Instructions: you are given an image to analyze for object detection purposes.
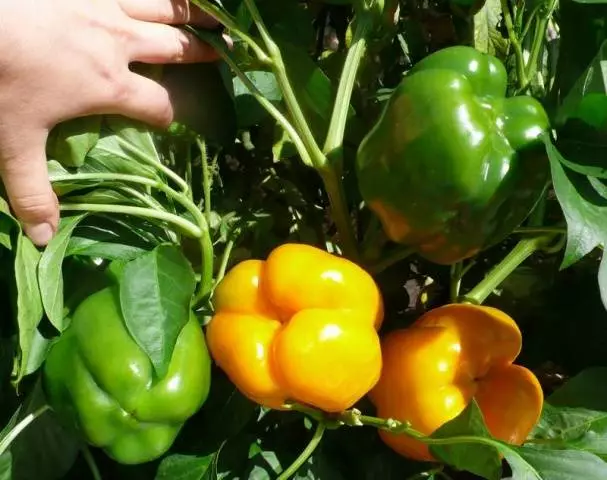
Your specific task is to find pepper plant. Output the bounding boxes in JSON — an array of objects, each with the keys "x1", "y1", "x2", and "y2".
[{"x1": 0, "y1": 0, "x2": 607, "y2": 479}]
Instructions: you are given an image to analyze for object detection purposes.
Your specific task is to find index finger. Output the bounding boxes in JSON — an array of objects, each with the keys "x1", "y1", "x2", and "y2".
[{"x1": 119, "y1": 0, "x2": 219, "y2": 27}]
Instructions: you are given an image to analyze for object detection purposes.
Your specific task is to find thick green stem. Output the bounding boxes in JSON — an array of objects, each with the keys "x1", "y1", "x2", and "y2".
[
  {"x1": 450, "y1": 262, "x2": 464, "y2": 303},
  {"x1": 320, "y1": 167, "x2": 359, "y2": 260},
  {"x1": 216, "y1": 238, "x2": 235, "y2": 284},
  {"x1": 524, "y1": 0, "x2": 558, "y2": 90},
  {"x1": 323, "y1": 16, "x2": 371, "y2": 155},
  {"x1": 59, "y1": 204, "x2": 202, "y2": 238},
  {"x1": 277, "y1": 422, "x2": 326, "y2": 480},
  {"x1": 501, "y1": 0, "x2": 528, "y2": 91},
  {"x1": 0, "y1": 405, "x2": 50, "y2": 456},
  {"x1": 185, "y1": 27, "x2": 314, "y2": 168},
  {"x1": 462, "y1": 235, "x2": 554, "y2": 305},
  {"x1": 243, "y1": 0, "x2": 326, "y2": 168}
]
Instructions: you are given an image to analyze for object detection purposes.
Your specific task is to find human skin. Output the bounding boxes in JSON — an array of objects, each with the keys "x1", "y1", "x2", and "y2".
[{"x1": 0, "y1": 0, "x2": 225, "y2": 246}]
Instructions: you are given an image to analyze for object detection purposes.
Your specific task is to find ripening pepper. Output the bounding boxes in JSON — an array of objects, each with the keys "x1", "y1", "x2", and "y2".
[
  {"x1": 206, "y1": 243, "x2": 384, "y2": 412},
  {"x1": 43, "y1": 287, "x2": 212, "y2": 465},
  {"x1": 356, "y1": 46, "x2": 550, "y2": 265},
  {"x1": 369, "y1": 303, "x2": 544, "y2": 461}
]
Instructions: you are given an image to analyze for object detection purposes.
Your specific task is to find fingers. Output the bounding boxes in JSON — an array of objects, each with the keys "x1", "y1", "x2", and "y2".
[
  {"x1": 0, "y1": 134, "x2": 59, "y2": 246},
  {"x1": 109, "y1": 72, "x2": 174, "y2": 127},
  {"x1": 128, "y1": 22, "x2": 221, "y2": 64},
  {"x1": 119, "y1": 0, "x2": 219, "y2": 27}
]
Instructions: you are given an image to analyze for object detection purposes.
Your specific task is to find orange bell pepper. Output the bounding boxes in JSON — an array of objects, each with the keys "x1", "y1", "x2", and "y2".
[
  {"x1": 206, "y1": 243, "x2": 384, "y2": 412},
  {"x1": 369, "y1": 303, "x2": 543, "y2": 461}
]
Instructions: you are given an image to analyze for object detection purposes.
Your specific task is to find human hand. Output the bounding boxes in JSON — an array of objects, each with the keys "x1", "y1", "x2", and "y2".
[{"x1": 0, "y1": 0, "x2": 224, "y2": 246}]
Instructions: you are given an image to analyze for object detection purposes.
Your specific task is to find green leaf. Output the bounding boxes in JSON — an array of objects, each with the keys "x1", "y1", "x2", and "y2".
[
  {"x1": 14, "y1": 234, "x2": 44, "y2": 385},
  {"x1": 105, "y1": 115, "x2": 161, "y2": 162},
  {"x1": 544, "y1": 134, "x2": 607, "y2": 268},
  {"x1": 83, "y1": 135, "x2": 159, "y2": 179},
  {"x1": 38, "y1": 214, "x2": 88, "y2": 331},
  {"x1": 530, "y1": 403, "x2": 607, "y2": 459},
  {"x1": 63, "y1": 188, "x2": 135, "y2": 205},
  {"x1": 503, "y1": 444, "x2": 607, "y2": 479},
  {"x1": 430, "y1": 401, "x2": 502, "y2": 480},
  {"x1": 46, "y1": 116, "x2": 102, "y2": 168},
  {"x1": 473, "y1": 0, "x2": 508, "y2": 57},
  {"x1": 233, "y1": 71, "x2": 282, "y2": 128},
  {"x1": 156, "y1": 453, "x2": 215, "y2": 480},
  {"x1": 548, "y1": 367, "x2": 607, "y2": 410},
  {"x1": 119, "y1": 244, "x2": 196, "y2": 378},
  {"x1": 66, "y1": 236, "x2": 146, "y2": 261}
]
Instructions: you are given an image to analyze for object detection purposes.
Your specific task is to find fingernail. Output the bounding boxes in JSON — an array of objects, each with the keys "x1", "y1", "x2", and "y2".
[{"x1": 24, "y1": 222, "x2": 54, "y2": 246}]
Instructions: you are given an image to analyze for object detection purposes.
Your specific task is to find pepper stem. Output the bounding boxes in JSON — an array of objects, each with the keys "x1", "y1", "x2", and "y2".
[
  {"x1": 461, "y1": 235, "x2": 555, "y2": 305},
  {"x1": 277, "y1": 421, "x2": 326, "y2": 480}
]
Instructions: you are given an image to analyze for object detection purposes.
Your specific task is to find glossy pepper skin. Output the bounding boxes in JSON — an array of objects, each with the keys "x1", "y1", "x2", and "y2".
[
  {"x1": 369, "y1": 303, "x2": 543, "y2": 461},
  {"x1": 356, "y1": 46, "x2": 550, "y2": 265},
  {"x1": 206, "y1": 243, "x2": 384, "y2": 412},
  {"x1": 43, "y1": 287, "x2": 212, "y2": 465}
]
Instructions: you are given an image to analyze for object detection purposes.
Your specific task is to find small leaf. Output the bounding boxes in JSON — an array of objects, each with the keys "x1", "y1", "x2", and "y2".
[
  {"x1": 430, "y1": 401, "x2": 502, "y2": 480},
  {"x1": 156, "y1": 453, "x2": 215, "y2": 480},
  {"x1": 66, "y1": 236, "x2": 146, "y2": 261},
  {"x1": 46, "y1": 116, "x2": 102, "y2": 168},
  {"x1": 120, "y1": 244, "x2": 196, "y2": 378},
  {"x1": 38, "y1": 214, "x2": 88, "y2": 331},
  {"x1": 544, "y1": 134, "x2": 607, "y2": 268},
  {"x1": 14, "y1": 235, "x2": 44, "y2": 385}
]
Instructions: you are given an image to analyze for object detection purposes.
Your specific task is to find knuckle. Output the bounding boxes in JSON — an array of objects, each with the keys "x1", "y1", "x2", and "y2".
[{"x1": 12, "y1": 192, "x2": 57, "y2": 221}]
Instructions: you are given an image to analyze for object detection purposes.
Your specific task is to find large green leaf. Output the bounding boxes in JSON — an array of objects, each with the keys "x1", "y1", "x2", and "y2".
[{"x1": 119, "y1": 244, "x2": 196, "y2": 378}]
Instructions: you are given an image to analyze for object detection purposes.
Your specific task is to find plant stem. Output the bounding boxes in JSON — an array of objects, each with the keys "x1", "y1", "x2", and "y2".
[
  {"x1": 462, "y1": 235, "x2": 554, "y2": 305},
  {"x1": 185, "y1": 27, "x2": 314, "y2": 168},
  {"x1": 243, "y1": 0, "x2": 326, "y2": 169},
  {"x1": 277, "y1": 422, "x2": 326, "y2": 480},
  {"x1": 319, "y1": 166, "x2": 359, "y2": 260},
  {"x1": 196, "y1": 137, "x2": 213, "y2": 227},
  {"x1": 524, "y1": 0, "x2": 558, "y2": 90},
  {"x1": 81, "y1": 445, "x2": 102, "y2": 480},
  {"x1": 188, "y1": 0, "x2": 270, "y2": 63},
  {"x1": 500, "y1": 0, "x2": 528, "y2": 91},
  {"x1": 216, "y1": 238, "x2": 236, "y2": 284},
  {"x1": 59, "y1": 204, "x2": 202, "y2": 238},
  {"x1": 513, "y1": 226, "x2": 566, "y2": 235},
  {"x1": 323, "y1": 16, "x2": 371, "y2": 155},
  {"x1": 0, "y1": 405, "x2": 50, "y2": 455},
  {"x1": 115, "y1": 137, "x2": 189, "y2": 193},
  {"x1": 450, "y1": 262, "x2": 464, "y2": 302}
]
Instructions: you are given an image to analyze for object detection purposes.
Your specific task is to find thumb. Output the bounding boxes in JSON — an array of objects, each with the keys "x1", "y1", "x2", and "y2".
[{"x1": 0, "y1": 134, "x2": 59, "y2": 246}]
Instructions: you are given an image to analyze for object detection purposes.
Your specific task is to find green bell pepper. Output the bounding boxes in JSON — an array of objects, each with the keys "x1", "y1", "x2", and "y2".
[
  {"x1": 356, "y1": 46, "x2": 550, "y2": 265},
  {"x1": 43, "y1": 287, "x2": 211, "y2": 465}
]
